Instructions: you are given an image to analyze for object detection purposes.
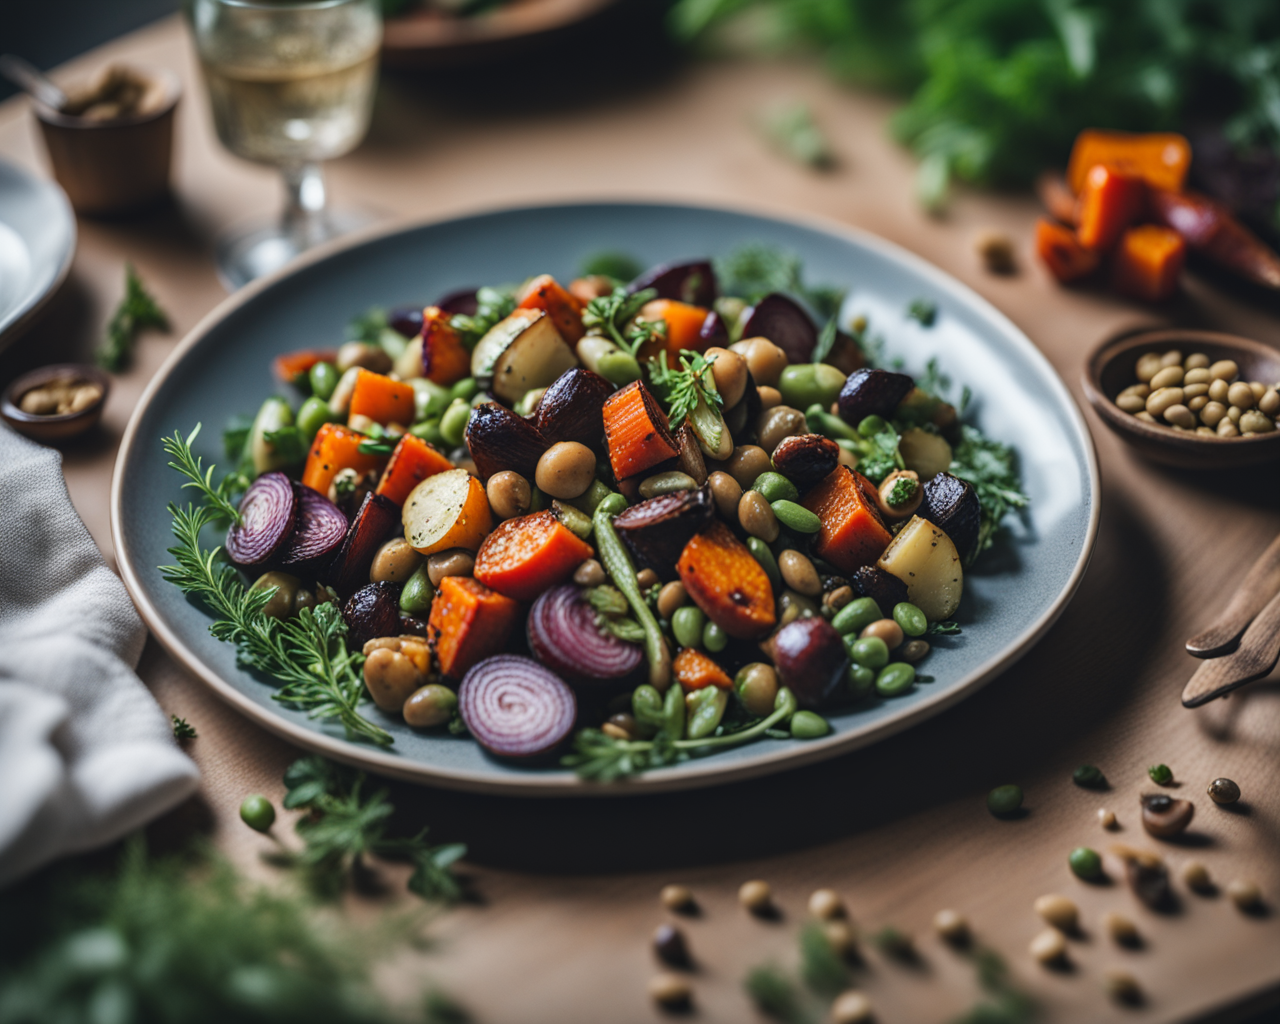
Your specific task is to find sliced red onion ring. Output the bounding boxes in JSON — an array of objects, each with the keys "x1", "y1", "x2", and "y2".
[
  {"x1": 278, "y1": 484, "x2": 348, "y2": 575},
  {"x1": 528, "y1": 585, "x2": 642, "y2": 683},
  {"x1": 458, "y1": 655, "x2": 577, "y2": 759},
  {"x1": 226, "y1": 471, "x2": 298, "y2": 568}
]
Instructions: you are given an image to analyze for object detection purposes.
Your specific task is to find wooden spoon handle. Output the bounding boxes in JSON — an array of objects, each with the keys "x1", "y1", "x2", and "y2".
[
  {"x1": 1185, "y1": 531, "x2": 1280, "y2": 658},
  {"x1": 1183, "y1": 587, "x2": 1280, "y2": 707}
]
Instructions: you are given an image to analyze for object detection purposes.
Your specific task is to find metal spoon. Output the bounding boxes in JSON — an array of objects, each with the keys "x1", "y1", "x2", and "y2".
[
  {"x1": 0, "y1": 54, "x2": 67, "y2": 111},
  {"x1": 1183, "y1": 586, "x2": 1280, "y2": 707}
]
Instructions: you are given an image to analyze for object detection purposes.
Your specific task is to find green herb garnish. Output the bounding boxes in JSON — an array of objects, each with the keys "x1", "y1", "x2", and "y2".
[
  {"x1": 1148, "y1": 763, "x2": 1173, "y2": 785},
  {"x1": 907, "y1": 298, "x2": 937, "y2": 326},
  {"x1": 756, "y1": 101, "x2": 836, "y2": 170},
  {"x1": 928, "y1": 620, "x2": 961, "y2": 636},
  {"x1": 581, "y1": 285, "x2": 659, "y2": 355},
  {"x1": 171, "y1": 715, "x2": 197, "y2": 740},
  {"x1": 886, "y1": 475, "x2": 918, "y2": 507},
  {"x1": 449, "y1": 285, "x2": 517, "y2": 350},
  {"x1": 647, "y1": 350, "x2": 723, "y2": 433},
  {"x1": 714, "y1": 244, "x2": 844, "y2": 319},
  {"x1": 98, "y1": 264, "x2": 169, "y2": 373},
  {"x1": 949, "y1": 426, "x2": 1030, "y2": 557},
  {"x1": 580, "y1": 251, "x2": 643, "y2": 282},
  {"x1": 163, "y1": 424, "x2": 243, "y2": 525},
  {"x1": 855, "y1": 423, "x2": 903, "y2": 484},
  {"x1": 744, "y1": 965, "x2": 814, "y2": 1024}
]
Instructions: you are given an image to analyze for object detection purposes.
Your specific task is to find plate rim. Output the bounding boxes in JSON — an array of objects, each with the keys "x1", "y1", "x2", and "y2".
[
  {"x1": 0, "y1": 160, "x2": 76, "y2": 349},
  {"x1": 111, "y1": 198, "x2": 1101, "y2": 797}
]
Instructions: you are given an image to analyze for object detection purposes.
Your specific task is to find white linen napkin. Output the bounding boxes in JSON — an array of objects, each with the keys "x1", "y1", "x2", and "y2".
[{"x1": 0, "y1": 422, "x2": 198, "y2": 885}]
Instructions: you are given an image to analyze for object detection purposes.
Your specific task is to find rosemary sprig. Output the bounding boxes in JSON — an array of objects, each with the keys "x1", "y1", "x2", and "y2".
[
  {"x1": 581, "y1": 286, "x2": 658, "y2": 354},
  {"x1": 162, "y1": 425, "x2": 242, "y2": 524},
  {"x1": 97, "y1": 263, "x2": 169, "y2": 373}
]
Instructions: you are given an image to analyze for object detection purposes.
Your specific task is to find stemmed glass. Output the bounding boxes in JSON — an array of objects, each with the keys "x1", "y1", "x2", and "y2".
[{"x1": 188, "y1": 0, "x2": 382, "y2": 288}]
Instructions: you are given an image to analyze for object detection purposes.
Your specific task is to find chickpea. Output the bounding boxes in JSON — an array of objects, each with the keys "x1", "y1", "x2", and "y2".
[
  {"x1": 1227, "y1": 381, "x2": 1256, "y2": 409},
  {"x1": 1259, "y1": 389, "x2": 1280, "y2": 416},
  {"x1": 778, "y1": 550, "x2": 822, "y2": 596},
  {"x1": 738, "y1": 879, "x2": 773, "y2": 913},
  {"x1": 1134, "y1": 352, "x2": 1163, "y2": 382},
  {"x1": 1163, "y1": 404, "x2": 1196, "y2": 429},
  {"x1": 1218, "y1": 419, "x2": 1240, "y2": 437},
  {"x1": 703, "y1": 346, "x2": 748, "y2": 407},
  {"x1": 823, "y1": 920, "x2": 857, "y2": 957},
  {"x1": 648, "y1": 973, "x2": 691, "y2": 1010},
  {"x1": 1228, "y1": 405, "x2": 1243, "y2": 423},
  {"x1": 830, "y1": 991, "x2": 873, "y2": 1024},
  {"x1": 1249, "y1": 380, "x2": 1267, "y2": 401},
  {"x1": 660, "y1": 884, "x2": 696, "y2": 912},
  {"x1": 1183, "y1": 367, "x2": 1211, "y2": 385},
  {"x1": 1149, "y1": 365, "x2": 1184, "y2": 389},
  {"x1": 1103, "y1": 969, "x2": 1142, "y2": 1005},
  {"x1": 1188, "y1": 395, "x2": 1209, "y2": 412},
  {"x1": 731, "y1": 337, "x2": 788, "y2": 387},
  {"x1": 826, "y1": 586, "x2": 854, "y2": 611},
  {"x1": 427, "y1": 549, "x2": 475, "y2": 587},
  {"x1": 1240, "y1": 410, "x2": 1275, "y2": 434},
  {"x1": 756, "y1": 405, "x2": 807, "y2": 454},
  {"x1": 1181, "y1": 860, "x2": 1211, "y2": 891},
  {"x1": 370, "y1": 538, "x2": 423, "y2": 584},
  {"x1": 738, "y1": 489, "x2": 780, "y2": 542},
  {"x1": 1029, "y1": 928, "x2": 1067, "y2": 965},
  {"x1": 573, "y1": 558, "x2": 607, "y2": 587},
  {"x1": 1103, "y1": 911, "x2": 1138, "y2": 945},
  {"x1": 1208, "y1": 377, "x2": 1230, "y2": 402},
  {"x1": 707, "y1": 470, "x2": 743, "y2": 519},
  {"x1": 403, "y1": 683, "x2": 458, "y2": 727},
  {"x1": 1145, "y1": 387, "x2": 1184, "y2": 418},
  {"x1": 1227, "y1": 879, "x2": 1262, "y2": 910},
  {"x1": 336, "y1": 341, "x2": 392, "y2": 373},
  {"x1": 724, "y1": 445, "x2": 772, "y2": 489},
  {"x1": 486, "y1": 470, "x2": 531, "y2": 520},
  {"x1": 808, "y1": 888, "x2": 845, "y2": 920},
  {"x1": 860, "y1": 618, "x2": 904, "y2": 650},
  {"x1": 656, "y1": 581, "x2": 688, "y2": 620},
  {"x1": 1182, "y1": 383, "x2": 1209, "y2": 400},
  {"x1": 1098, "y1": 808, "x2": 1117, "y2": 829},
  {"x1": 1034, "y1": 894, "x2": 1078, "y2": 931},
  {"x1": 1196, "y1": 426, "x2": 1216, "y2": 436},
  {"x1": 363, "y1": 643, "x2": 430, "y2": 713},
  {"x1": 535, "y1": 441, "x2": 596, "y2": 499},
  {"x1": 1116, "y1": 384, "x2": 1149, "y2": 412},
  {"x1": 757, "y1": 385, "x2": 782, "y2": 409},
  {"x1": 1134, "y1": 411, "x2": 1157, "y2": 424},
  {"x1": 1209, "y1": 359, "x2": 1239, "y2": 381},
  {"x1": 1184, "y1": 352, "x2": 1210, "y2": 370}
]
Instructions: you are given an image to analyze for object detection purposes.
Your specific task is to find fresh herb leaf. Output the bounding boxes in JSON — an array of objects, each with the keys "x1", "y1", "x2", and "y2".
[
  {"x1": 916, "y1": 356, "x2": 950, "y2": 398},
  {"x1": 856, "y1": 423, "x2": 903, "y2": 484},
  {"x1": 449, "y1": 286, "x2": 517, "y2": 350},
  {"x1": 811, "y1": 317, "x2": 839, "y2": 364},
  {"x1": 98, "y1": 264, "x2": 169, "y2": 373},
  {"x1": 907, "y1": 298, "x2": 938, "y2": 326},
  {"x1": 171, "y1": 715, "x2": 197, "y2": 740},
  {"x1": 949, "y1": 425, "x2": 1030, "y2": 558},
  {"x1": 714, "y1": 243, "x2": 845, "y2": 319},
  {"x1": 951, "y1": 945, "x2": 1037, "y2": 1024},
  {"x1": 887, "y1": 475, "x2": 918, "y2": 506},
  {"x1": 744, "y1": 965, "x2": 815, "y2": 1024},
  {"x1": 756, "y1": 101, "x2": 836, "y2": 169},
  {"x1": 263, "y1": 426, "x2": 308, "y2": 466},
  {"x1": 357, "y1": 439, "x2": 397, "y2": 455},
  {"x1": 162, "y1": 425, "x2": 243, "y2": 524},
  {"x1": 581, "y1": 286, "x2": 658, "y2": 354},
  {"x1": 348, "y1": 307, "x2": 389, "y2": 345},
  {"x1": 929, "y1": 620, "x2": 961, "y2": 636},
  {"x1": 580, "y1": 251, "x2": 643, "y2": 282},
  {"x1": 223, "y1": 414, "x2": 253, "y2": 461},
  {"x1": 646, "y1": 350, "x2": 723, "y2": 438},
  {"x1": 562, "y1": 729, "x2": 686, "y2": 782},
  {"x1": 798, "y1": 923, "x2": 849, "y2": 996}
]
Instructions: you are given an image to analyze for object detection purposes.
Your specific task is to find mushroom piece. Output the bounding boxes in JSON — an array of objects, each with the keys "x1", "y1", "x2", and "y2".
[{"x1": 1140, "y1": 793, "x2": 1194, "y2": 838}]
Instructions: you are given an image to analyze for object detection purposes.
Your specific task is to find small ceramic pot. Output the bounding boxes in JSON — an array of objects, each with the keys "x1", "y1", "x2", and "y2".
[{"x1": 2, "y1": 363, "x2": 111, "y2": 443}]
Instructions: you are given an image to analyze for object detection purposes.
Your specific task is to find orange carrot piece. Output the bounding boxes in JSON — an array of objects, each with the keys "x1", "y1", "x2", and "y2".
[
  {"x1": 676, "y1": 521, "x2": 776, "y2": 640},
  {"x1": 1111, "y1": 225, "x2": 1186, "y2": 302},
  {"x1": 301, "y1": 423, "x2": 387, "y2": 496},
  {"x1": 1075, "y1": 165, "x2": 1146, "y2": 251},
  {"x1": 272, "y1": 349, "x2": 335, "y2": 385},
  {"x1": 421, "y1": 306, "x2": 471, "y2": 386},
  {"x1": 1035, "y1": 218, "x2": 1101, "y2": 284},
  {"x1": 517, "y1": 274, "x2": 586, "y2": 343},
  {"x1": 473, "y1": 510, "x2": 594, "y2": 602},
  {"x1": 348, "y1": 368, "x2": 417, "y2": 426},
  {"x1": 673, "y1": 647, "x2": 733, "y2": 691},
  {"x1": 634, "y1": 299, "x2": 711, "y2": 362},
  {"x1": 602, "y1": 380, "x2": 680, "y2": 481},
  {"x1": 428, "y1": 576, "x2": 520, "y2": 679},
  {"x1": 1066, "y1": 130, "x2": 1191, "y2": 195},
  {"x1": 1035, "y1": 171, "x2": 1078, "y2": 225},
  {"x1": 801, "y1": 466, "x2": 893, "y2": 574},
  {"x1": 375, "y1": 433, "x2": 454, "y2": 507}
]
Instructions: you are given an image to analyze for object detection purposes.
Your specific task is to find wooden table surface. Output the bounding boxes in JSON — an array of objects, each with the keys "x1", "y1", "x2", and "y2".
[{"x1": 3, "y1": 16, "x2": 1279, "y2": 1024}]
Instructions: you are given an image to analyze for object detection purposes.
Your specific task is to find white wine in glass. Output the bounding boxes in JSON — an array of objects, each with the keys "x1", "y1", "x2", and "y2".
[{"x1": 189, "y1": 0, "x2": 382, "y2": 288}]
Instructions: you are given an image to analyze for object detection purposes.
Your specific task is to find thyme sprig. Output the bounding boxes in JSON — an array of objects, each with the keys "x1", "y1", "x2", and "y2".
[{"x1": 647, "y1": 350, "x2": 723, "y2": 434}]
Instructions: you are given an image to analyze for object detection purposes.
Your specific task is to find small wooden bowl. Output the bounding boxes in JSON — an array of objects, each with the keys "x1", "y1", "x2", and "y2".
[
  {"x1": 2, "y1": 364, "x2": 111, "y2": 443},
  {"x1": 1083, "y1": 328, "x2": 1280, "y2": 470}
]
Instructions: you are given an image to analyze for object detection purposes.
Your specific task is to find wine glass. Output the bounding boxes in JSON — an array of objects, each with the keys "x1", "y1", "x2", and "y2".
[{"x1": 188, "y1": 0, "x2": 382, "y2": 288}]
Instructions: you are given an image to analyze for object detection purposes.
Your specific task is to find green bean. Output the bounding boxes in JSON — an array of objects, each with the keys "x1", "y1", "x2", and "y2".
[
  {"x1": 858, "y1": 414, "x2": 887, "y2": 438},
  {"x1": 770, "y1": 500, "x2": 821, "y2": 533},
  {"x1": 805, "y1": 403, "x2": 859, "y2": 442},
  {"x1": 551, "y1": 501, "x2": 593, "y2": 539},
  {"x1": 752, "y1": 471, "x2": 799, "y2": 503},
  {"x1": 746, "y1": 537, "x2": 782, "y2": 591},
  {"x1": 308, "y1": 361, "x2": 339, "y2": 401},
  {"x1": 893, "y1": 602, "x2": 928, "y2": 638},
  {"x1": 410, "y1": 418, "x2": 444, "y2": 445},
  {"x1": 832, "y1": 597, "x2": 881, "y2": 635},
  {"x1": 399, "y1": 564, "x2": 434, "y2": 614},
  {"x1": 875, "y1": 661, "x2": 915, "y2": 696},
  {"x1": 440, "y1": 398, "x2": 470, "y2": 447},
  {"x1": 703, "y1": 621, "x2": 728, "y2": 653},
  {"x1": 595, "y1": 493, "x2": 670, "y2": 691},
  {"x1": 296, "y1": 396, "x2": 333, "y2": 442},
  {"x1": 686, "y1": 687, "x2": 728, "y2": 740},
  {"x1": 789, "y1": 710, "x2": 830, "y2": 739},
  {"x1": 449, "y1": 377, "x2": 479, "y2": 402},
  {"x1": 672, "y1": 606, "x2": 706, "y2": 649}
]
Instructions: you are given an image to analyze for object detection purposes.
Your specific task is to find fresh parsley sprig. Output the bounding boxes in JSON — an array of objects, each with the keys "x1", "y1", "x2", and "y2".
[
  {"x1": 98, "y1": 264, "x2": 169, "y2": 373},
  {"x1": 581, "y1": 286, "x2": 659, "y2": 355},
  {"x1": 171, "y1": 715, "x2": 197, "y2": 740},
  {"x1": 949, "y1": 426, "x2": 1030, "y2": 557},
  {"x1": 646, "y1": 350, "x2": 723, "y2": 432}
]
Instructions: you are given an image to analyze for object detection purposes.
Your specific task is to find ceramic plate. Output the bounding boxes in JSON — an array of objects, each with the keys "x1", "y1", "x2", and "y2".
[
  {"x1": 0, "y1": 160, "x2": 75, "y2": 348},
  {"x1": 112, "y1": 202, "x2": 1099, "y2": 795}
]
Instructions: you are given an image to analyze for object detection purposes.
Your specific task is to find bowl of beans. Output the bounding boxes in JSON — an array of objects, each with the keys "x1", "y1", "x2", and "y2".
[
  {"x1": 1084, "y1": 328, "x2": 1280, "y2": 469},
  {"x1": 1, "y1": 363, "x2": 110, "y2": 444}
]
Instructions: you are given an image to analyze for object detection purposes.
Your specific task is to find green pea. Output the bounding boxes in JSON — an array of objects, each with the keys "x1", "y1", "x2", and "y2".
[
  {"x1": 858, "y1": 414, "x2": 887, "y2": 438},
  {"x1": 308, "y1": 361, "x2": 339, "y2": 401},
  {"x1": 439, "y1": 398, "x2": 470, "y2": 448},
  {"x1": 1068, "y1": 846, "x2": 1103, "y2": 881},
  {"x1": 296, "y1": 396, "x2": 333, "y2": 441},
  {"x1": 986, "y1": 784, "x2": 1023, "y2": 817},
  {"x1": 1072, "y1": 765, "x2": 1106, "y2": 788},
  {"x1": 410, "y1": 418, "x2": 444, "y2": 445},
  {"x1": 789, "y1": 710, "x2": 830, "y2": 739},
  {"x1": 848, "y1": 664, "x2": 876, "y2": 698},
  {"x1": 597, "y1": 351, "x2": 643, "y2": 385},
  {"x1": 449, "y1": 377, "x2": 479, "y2": 402},
  {"x1": 672, "y1": 605, "x2": 706, "y2": 649},
  {"x1": 399, "y1": 564, "x2": 434, "y2": 614},
  {"x1": 752, "y1": 471, "x2": 799, "y2": 504},
  {"x1": 239, "y1": 794, "x2": 275, "y2": 832},
  {"x1": 778, "y1": 364, "x2": 820, "y2": 410},
  {"x1": 412, "y1": 378, "x2": 450, "y2": 420},
  {"x1": 686, "y1": 687, "x2": 728, "y2": 740},
  {"x1": 833, "y1": 597, "x2": 881, "y2": 635},
  {"x1": 747, "y1": 537, "x2": 782, "y2": 591},
  {"x1": 893, "y1": 602, "x2": 928, "y2": 638},
  {"x1": 1148, "y1": 763, "x2": 1173, "y2": 785},
  {"x1": 703, "y1": 621, "x2": 728, "y2": 653},
  {"x1": 770, "y1": 500, "x2": 821, "y2": 533},
  {"x1": 850, "y1": 636, "x2": 889, "y2": 669},
  {"x1": 875, "y1": 661, "x2": 915, "y2": 697}
]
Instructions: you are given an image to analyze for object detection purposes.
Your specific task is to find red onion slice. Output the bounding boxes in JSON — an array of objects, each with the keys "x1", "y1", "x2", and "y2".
[
  {"x1": 226, "y1": 471, "x2": 298, "y2": 568},
  {"x1": 458, "y1": 655, "x2": 577, "y2": 759},
  {"x1": 528, "y1": 585, "x2": 642, "y2": 683},
  {"x1": 279, "y1": 484, "x2": 348, "y2": 575}
]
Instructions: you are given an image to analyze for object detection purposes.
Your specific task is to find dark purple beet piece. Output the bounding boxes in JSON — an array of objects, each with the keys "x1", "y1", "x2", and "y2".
[
  {"x1": 837, "y1": 368, "x2": 915, "y2": 425},
  {"x1": 699, "y1": 310, "x2": 729, "y2": 347},
  {"x1": 458, "y1": 655, "x2": 578, "y2": 760},
  {"x1": 226, "y1": 471, "x2": 298, "y2": 569},
  {"x1": 343, "y1": 582, "x2": 401, "y2": 650},
  {"x1": 436, "y1": 288, "x2": 479, "y2": 316},
  {"x1": 770, "y1": 617, "x2": 847, "y2": 709},
  {"x1": 628, "y1": 260, "x2": 717, "y2": 307},
  {"x1": 388, "y1": 306, "x2": 424, "y2": 338},
  {"x1": 465, "y1": 402, "x2": 549, "y2": 480},
  {"x1": 726, "y1": 368, "x2": 763, "y2": 444},
  {"x1": 278, "y1": 484, "x2": 348, "y2": 575},
  {"x1": 921, "y1": 472, "x2": 982, "y2": 564},
  {"x1": 740, "y1": 293, "x2": 818, "y2": 364},
  {"x1": 527, "y1": 585, "x2": 642, "y2": 683},
  {"x1": 399, "y1": 612, "x2": 429, "y2": 637},
  {"x1": 323, "y1": 492, "x2": 400, "y2": 598},
  {"x1": 771, "y1": 434, "x2": 839, "y2": 491},
  {"x1": 534, "y1": 368, "x2": 613, "y2": 451},
  {"x1": 847, "y1": 566, "x2": 909, "y2": 612},
  {"x1": 613, "y1": 485, "x2": 715, "y2": 582}
]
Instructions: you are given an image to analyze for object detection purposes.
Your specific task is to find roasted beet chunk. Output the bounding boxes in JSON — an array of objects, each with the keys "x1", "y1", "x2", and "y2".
[
  {"x1": 770, "y1": 617, "x2": 847, "y2": 709},
  {"x1": 920, "y1": 471, "x2": 982, "y2": 563},
  {"x1": 343, "y1": 582, "x2": 402, "y2": 650},
  {"x1": 629, "y1": 260, "x2": 717, "y2": 308},
  {"x1": 847, "y1": 566, "x2": 910, "y2": 611},
  {"x1": 837, "y1": 368, "x2": 915, "y2": 425}
]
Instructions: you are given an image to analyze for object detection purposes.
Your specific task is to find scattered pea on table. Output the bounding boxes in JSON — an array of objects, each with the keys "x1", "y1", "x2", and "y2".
[
  {"x1": 1072, "y1": 764, "x2": 1106, "y2": 788},
  {"x1": 1148, "y1": 763, "x2": 1174, "y2": 785},
  {"x1": 239, "y1": 794, "x2": 275, "y2": 833},
  {"x1": 1068, "y1": 846, "x2": 1103, "y2": 881},
  {"x1": 987, "y1": 784, "x2": 1023, "y2": 817}
]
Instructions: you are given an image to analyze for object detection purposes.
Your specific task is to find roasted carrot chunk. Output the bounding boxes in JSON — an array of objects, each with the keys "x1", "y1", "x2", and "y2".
[
  {"x1": 634, "y1": 299, "x2": 711, "y2": 361},
  {"x1": 1035, "y1": 218, "x2": 1101, "y2": 284},
  {"x1": 375, "y1": 433, "x2": 454, "y2": 507},
  {"x1": 517, "y1": 274, "x2": 586, "y2": 343},
  {"x1": 1111, "y1": 225, "x2": 1186, "y2": 302},
  {"x1": 1067, "y1": 129, "x2": 1191, "y2": 195},
  {"x1": 428, "y1": 576, "x2": 520, "y2": 679},
  {"x1": 602, "y1": 380, "x2": 680, "y2": 481},
  {"x1": 272, "y1": 349, "x2": 335, "y2": 385},
  {"x1": 421, "y1": 306, "x2": 471, "y2": 386},
  {"x1": 349, "y1": 369, "x2": 417, "y2": 427},
  {"x1": 673, "y1": 647, "x2": 733, "y2": 691},
  {"x1": 676, "y1": 521, "x2": 776, "y2": 640},
  {"x1": 473, "y1": 510, "x2": 594, "y2": 602},
  {"x1": 301, "y1": 423, "x2": 388, "y2": 496},
  {"x1": 801, "y1": 466, "x2": 893, "y2": 574},
  {"x1": 1075, "y1": 165, "x2": 1146, "y2": 251}
]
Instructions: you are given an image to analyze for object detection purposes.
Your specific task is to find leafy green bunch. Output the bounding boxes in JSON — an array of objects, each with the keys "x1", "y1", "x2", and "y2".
[{"x1": 98, "y1": 264, "x2": 169, "y2": 373}]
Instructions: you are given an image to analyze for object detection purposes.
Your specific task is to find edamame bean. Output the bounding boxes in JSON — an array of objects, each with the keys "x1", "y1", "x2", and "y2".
[
  {"x1": 778, "y1": 364, "x2": 846, "y2": 411},
  {"x1": 833, "y1": 597, "x2": 881, "y2": 635},
  {"x1": 858, "y1": 414, "x2": 887, "y2": 438},
  {"x1": 598, "y1": 351, "x2": 643, "y2": 385},
  {"x1": 987, "y1": 784, "x2": 1023, "y2": 817},
  {"x1": 449, "y1": 377, "x2": 480, "y2": 402},
  {"x1": 411, "y1": 418, "x2": 444, "y2": 445},
  {"x1": 875, "y1": 662, "x2": 915, "y2": 696},
  {"x1": 686, "y1": 687, "x2": 728, "y2": 739},
  {"x1": 672, "y1": 605, "x2": 706, "y2": 649},
  {"x1": 849, "y1": 636, "x2": 889, "y2": 669},
  {"x1": 752, "y1": 471, "x2": 799, "y2": 504},
  {"x1": 703, "y1": 621, "x2": 728, "y2": 653},
  {"x1": 771, "y1": 500, "x2": 820, "y2": 533},
  {"x1": 399, "y1": 564, "x2": 434, "y2": 614},
  {"x1": 790, "y1": 710, "x2": 830, "y2": 739},
  {"x1": 746, "y1": 537, "x2": 782, "y2": 591},
  {"x1": 848, "y1": 664, "x2": 876, "y2": 698},
  {"x1": 440, "y1": 398, "x2": 470, "y2": 447},
  {"x1": 240, "y1": 794, "x2": 275, "y2": 832},
  {"x1": 893, "y1": 602, "x2": 928, "y2": 637},
  {"x1": 1068, "y1": 846, "x2": 1103, "y2": 881},
  {"x1": 296, "y1": 396, "x2": 333, "y2": 441},
  {"x1": 308, "y1": 361, "x2": 339, "y2": 401}
]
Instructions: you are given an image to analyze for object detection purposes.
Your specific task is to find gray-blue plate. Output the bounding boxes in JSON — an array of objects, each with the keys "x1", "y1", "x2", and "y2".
[
  {"x1": 0, "y1": 160, "x2": 75, "y2": 349},
  {"x1": 112, "y1": 202, "x2": 1098, "y2": 796}
]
